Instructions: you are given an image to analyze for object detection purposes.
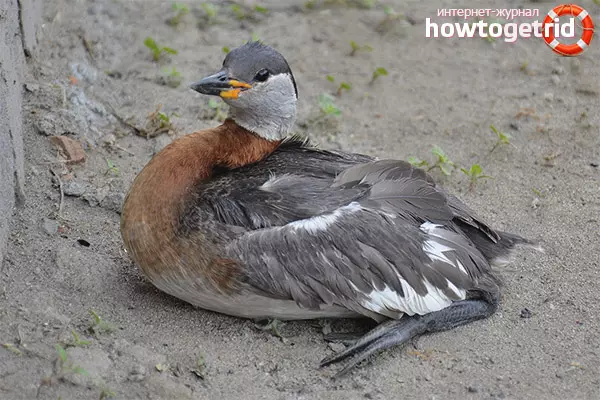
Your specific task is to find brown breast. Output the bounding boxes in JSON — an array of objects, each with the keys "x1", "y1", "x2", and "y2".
[{"x1": 120, "y1": 120, "x2": 281, "y2": 293}]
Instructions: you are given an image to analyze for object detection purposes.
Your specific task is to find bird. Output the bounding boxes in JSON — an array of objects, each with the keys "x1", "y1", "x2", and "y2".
[{"x1": 121, "y1": 41, "x2": 540, "y2": 377}]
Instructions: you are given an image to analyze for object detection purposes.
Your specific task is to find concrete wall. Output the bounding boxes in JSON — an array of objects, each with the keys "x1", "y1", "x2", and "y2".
[{"x1": 0, "y1": 0, "x2": 42, "y2": 266}]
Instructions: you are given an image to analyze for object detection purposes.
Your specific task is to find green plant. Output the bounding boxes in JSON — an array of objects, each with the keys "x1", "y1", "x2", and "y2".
[
  {"x1": 167, "y1": 2, "x2": 190, "y2": 26},
  {"x1": 105, "y1": 159, "x2": 119, "y2": 176},
  {"x1": 460, "y1": 164, "x2": 492, "y2": 190},
  {"x1": 371, "y1": 67, "x2": 388, "y2": 83},
  {"x1": 2, "y1": 343, "x2": 22, "y2": 356},
  {"x1": 88, "y1": 310, "x2": 116, "y2": 336},
  {"x1": 144, "y1": 37, "x2": 178, "y2": 61},
  {"x1": 55, "y1": 344, "x2": 89, "y2": 378},
  {"x1": 222, "y1": 46, "x2": 230, "y2": 54},
  {"x1": 208, "y1": 98, "x2": 228, "y2": 121},
  {"x1": 317, "y1": 93, "x2": 341, "y2": 117},
  {"x1": 326, "y1": 75, "x2": 351, "y2": 96},
  {"x1": 407, "y1": 156, "x2": 430, "y2": 169},
  {"x1": 409, "y1": 146, "x2": 455, "y2": 175},
  {"x1": 191, "y1": 353, "x2": 207, "y2": 379},
  {"x1": 430, "y1": 146, "x2": 455, "y2": 175},
  {"x1": 70, "y1": 330, "x2": 91, "y2": 347},
  {"x1": 489, "y1": 124, "x2": 513, "y2": 154},
  {"x1": 254, "y1": 5, "x2": 269, "y2": 13},
  {"x1": 200, "y1": 2, "x2": 218, "y2": 21},
  {"x1": 255, "y1": 318, "x2": 287, "y2": 341},
  {"x1": 160, "y1": 66, "x2": 183, "y2": 88},
  {"x1": 349, "y1": 40, "x2": 373, "y2": 56},
  {"x1": 145, "y1": 105, "x2": 178, "y2": 137}
]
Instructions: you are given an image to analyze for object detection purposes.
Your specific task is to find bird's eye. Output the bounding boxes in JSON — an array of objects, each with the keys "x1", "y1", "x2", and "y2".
[{"x1": 254, "y1": 69, "x2": 270, "y2": 82}]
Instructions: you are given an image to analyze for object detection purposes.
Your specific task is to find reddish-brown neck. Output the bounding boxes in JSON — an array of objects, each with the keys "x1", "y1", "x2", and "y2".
[{"x1": 121, "y1": 120, "x2": 280, "y2": 287}]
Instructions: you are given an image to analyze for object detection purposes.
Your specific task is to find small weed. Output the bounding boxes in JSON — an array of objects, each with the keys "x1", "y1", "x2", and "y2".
[
  {"x1": 407, "y1": 156, "x2": 430, "y2": 169},
  {"x1": 207, "y1": 98, "x2": 228, "y2": 122},
  {"x1": 70, "y1": 330, "x2": 91, "y2": 347},
  {"x1": 254, "y1": 5, "x2": 269, "y2": 14},
  {"x1": 230, "y1": 4, "x2": 245, "y2": 19},
  {"x1": 376, "y1": 6, "x2": 406, "y2": 33},
  {"x1": 410, "y1": 146, "x2": 456, "y2": 175},
  {"x1": 230, "y1": 3, "x2": 267, "y2": 20},
  {"x1": 167, "y1": 2, "x2": 190, "y2": 26},
  {"x1": 542, "y1": 151, "x2": 561, "y2": 166},
  {"x1": 88, "y1": 310, "x2": 116, "y2": 336},
  {"x1": 155, "y1": 363, "x2": 170, "y2": 372},
  {"x1": 105, "y1": 159, "x2": 119, "y2": 176},
  {"x1": 200, "y1": 2, "x2": 218, "y2": 22},
  {"x1": 2, "y1": 343, "x2": 23, "y2": 356},
  {"x1": 222, "y1": 46, "x2": 230, "y2": 54},
  {"x1": 99, "y1": 388, "x2": 116, "y2": 399},
  {"x1": 54, "y1": 344, "x2": 89, "y2": 378},
  {"x1": 531, "y1": 187, "x2": 546, "y2": 198},
  {"x1": 190, "y1": 353, "x2": 207, "y2": 379},
  {"x1": 255, "y1": 319, "x2": 287, "y2": 342},
  {"x1": 349, "y1": 40, "x2": 373, "y2": 56},
  {"x1": 370, "y1": 67, "x2": 388, "y2": 83},
  {"x1": 144, "y1": 37, "x2": 178, "y2": 62},
  {"x1": 489, "y1": 124, "x2": 514, "y2": 154},
  {"x1": 430, "y1": 146, "x2": 455, "y2": 175},
  {"x1": 326, "y1": 75, "x2": 352, "y2": 96},
  {"x1": 461, "y1": 164, "x2": 492, "y2": 190},
  {"x1": 145, "y1": 104, "x2": 178, "y2": 137},
  {"x1": 317, "y1": 93, "x2": 341, "y2": 117},
  {"x1": 159, "y1": 66, "x2": 183, "y2": 88}
]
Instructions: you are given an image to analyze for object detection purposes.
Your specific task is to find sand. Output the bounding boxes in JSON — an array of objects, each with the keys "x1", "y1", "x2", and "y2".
[{"x1": 1, "y1": 0, "x2": 599, "y2": 399}]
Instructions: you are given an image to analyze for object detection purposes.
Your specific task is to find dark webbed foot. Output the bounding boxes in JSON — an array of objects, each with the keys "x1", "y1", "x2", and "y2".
[{"x1": 321, "y1": 299, "x2": 497, "y2": 378}]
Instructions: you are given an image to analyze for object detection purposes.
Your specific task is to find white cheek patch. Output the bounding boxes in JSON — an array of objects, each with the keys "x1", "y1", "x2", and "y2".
[{"x1": 227, "y1": 73, "x2": 297, "y2": 141}]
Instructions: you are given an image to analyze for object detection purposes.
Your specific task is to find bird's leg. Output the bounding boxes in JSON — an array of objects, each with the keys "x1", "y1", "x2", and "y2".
[{"x1": 321, "y1": 299, "x2": 497, "y2": 378}]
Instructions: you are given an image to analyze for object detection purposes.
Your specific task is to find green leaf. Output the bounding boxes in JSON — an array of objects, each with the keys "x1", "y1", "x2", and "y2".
[
  {"x1": 350, "y1": 40, "x2": 359, "y2": 50},
  {"x1": 470, "y1": 164, "x2": 483, "y2": 176},
  {"x1": 326, "y1": 75, "x2": 335, "y2": 82},
  {"x1": 254, "y1": 5, "x2": 269, "y2": 13},
  {"x1": 375, "y1": 67, "x2": 388, "y2": 76},
  {"x1": 408, "y1": 156, "x2": 428, "y2": 168},
  {"x1": 440, "y1": 164, "x2": 452, "y2": 176},
  {"x1": 55, "y1": 344, "x2": 68, "y2": 362},
  {"x1": 340, "y1": 82, "x2": 352, "y2": 90},
  {"x1": 162, "y1": 47, "x2": 178, "y2": 55},
  {"x1": 144, "y1": 37, "x2": 158, "y2": 51},
  {"x1": 72, "y1": 366, "x2": 89, "y2": 376},
  {"x1": 222, "y1": 46, "x2": 230, "y2": 54}
]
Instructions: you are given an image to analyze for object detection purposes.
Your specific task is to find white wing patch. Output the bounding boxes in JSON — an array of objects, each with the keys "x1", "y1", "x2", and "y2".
[
  {"x1": 288, "y1": 202, "x2": 362, "y2": 233},
  {"x1": 358, "y1": 275, "x2": 466, "y2": 317},
  {"x1": 356, "y1": 221, "x2": 472, "y2": 317}
]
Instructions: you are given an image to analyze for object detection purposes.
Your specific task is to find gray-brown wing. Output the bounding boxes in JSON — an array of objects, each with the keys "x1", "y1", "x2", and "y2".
[{"x1": 226, "y1": 204, "x2": 492, "y2": 321}]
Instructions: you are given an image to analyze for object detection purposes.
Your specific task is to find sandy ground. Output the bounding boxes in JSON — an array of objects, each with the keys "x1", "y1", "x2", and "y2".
[{"x1": 1, "y1": 0, "x2": 599, "y2": 398}]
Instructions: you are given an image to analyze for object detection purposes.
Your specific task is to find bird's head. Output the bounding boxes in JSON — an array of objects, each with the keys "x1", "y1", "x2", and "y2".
[{"x1": 191, "y1": 42, "x2": 298, "y2": 141}]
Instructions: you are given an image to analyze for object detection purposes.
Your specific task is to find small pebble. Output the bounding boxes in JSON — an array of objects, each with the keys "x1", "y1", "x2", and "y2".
[
  {"x1": 551, "y1": 75, "x2": 560, "y2": 86},
  {"x1": 63, "y1": 180, "x2": 89, "y2": 197},
  {"x1": 551, "y1": 65, "x2": 565, "y2": 75},
  {"x1": 101, "y1": 133, "x2": 116, "y2": 146},
  {"x1": 327, "y1": 342, "x2": 346, "y2": 353},
  {"x1": 543, "y1": 92, "x2": 554, "y2": 102},
  {"x1": 520, "y1": 308, "x2": 533, "y2": 318},
  {"x1": 42, "y1": 218, "x2": 59, "y2": 235},
  {"x1": 467, "y1": 386, "x2": 479, "y2": 393}
]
